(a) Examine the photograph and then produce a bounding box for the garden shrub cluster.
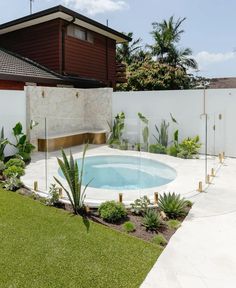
[98,201,127,223]
[108,112,201,159]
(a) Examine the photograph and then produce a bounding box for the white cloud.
[63,0,129,15]
[195,51,236,71]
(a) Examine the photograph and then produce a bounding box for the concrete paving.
[22,145,217,206]
[141,157,236,288]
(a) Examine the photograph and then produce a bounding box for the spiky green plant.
[54,144,91,215]
[142,209,162,231]
[0,127,8,161]
[158,193,187,219]
[154,120,169,147]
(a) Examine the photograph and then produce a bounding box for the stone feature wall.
[25,86,112,148]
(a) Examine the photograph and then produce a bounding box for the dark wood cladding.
[0,19,117,87]
[64,32,116,87]
[0,80,24,90]
[0,20,61,73]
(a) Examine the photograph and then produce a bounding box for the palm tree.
[116,32,142,65]
[167,46,198,70]
[150,16,186,61]
[149,16,197,70]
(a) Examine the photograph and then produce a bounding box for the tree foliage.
[117,61,192,91]
[116,16,198,91]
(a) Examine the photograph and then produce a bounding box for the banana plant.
[0,127,8,161]
[138,112,149,151]
[107,112,125,146]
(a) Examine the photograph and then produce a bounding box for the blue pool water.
[59,155,176,190]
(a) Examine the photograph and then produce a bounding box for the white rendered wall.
[0,90,26,156]
[113,90,205,150]
[112,89,236,157]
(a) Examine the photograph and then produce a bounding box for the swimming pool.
[59,155,176,190]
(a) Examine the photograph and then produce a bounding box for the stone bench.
[38,130,107,152]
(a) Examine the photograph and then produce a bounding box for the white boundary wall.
[113,89,236,157]
[0,90,26,156]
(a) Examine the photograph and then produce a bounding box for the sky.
[1,0,236,78]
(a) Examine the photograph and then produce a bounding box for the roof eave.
[0,5,131,43]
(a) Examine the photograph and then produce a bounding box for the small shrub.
[167,145,180,157]
[0,161,5,172]
[98,201,127,223]
[158,192,187,219]
[185,200,193,208]
[5,158,25,169]
[152,234,167,246]
[3,165,25,178]
[142,209,162,231]
[3,175,22,191]
[47,184,60,206]
[177,136,201,159]
[123,221,136,233]
[130,196,150,215]
[167,219,181,229]
[149,144,167,154]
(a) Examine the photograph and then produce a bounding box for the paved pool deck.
[22,145,220,206]
[141,157,236,288]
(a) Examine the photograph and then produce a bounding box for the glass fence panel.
[11,111,209,205]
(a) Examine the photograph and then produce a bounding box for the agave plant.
[0,127,8,161]
[54,144,91,215]
[142,209,162,231]
[158,192,187,219]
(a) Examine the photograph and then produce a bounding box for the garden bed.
[89,206,191,243]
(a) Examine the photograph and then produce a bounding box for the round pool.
[59,155,176,190]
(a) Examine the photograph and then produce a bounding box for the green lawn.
[0,189,161,288]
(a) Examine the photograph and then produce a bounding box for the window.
[67,24,93,43]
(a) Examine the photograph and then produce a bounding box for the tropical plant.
[167,144,180,157]
[177,136,201,159]
[123,221,136,233]
[5,158,25,169]
[116,32,142,65]
[108,112,125,147]
[149,16,186,62]
[149,16,197,70]
[152,234,167,246]
[149,143,167,154]
[166,46,198,70]
[98,201,127,223]
[3,166,25,178]
[142,209,162,231]
[10,122,35,162]
[130,196,150,215]
[3,175,22,191]
[153,120,169,147]
[47,184,60,206]
[138,112,149,151]
[54,144,90,215]
[0,161,5,173]
[0,127,8,161]
[158,193,187,219]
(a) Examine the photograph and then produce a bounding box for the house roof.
[0,48,104,88]
[209,78,236,89]
[0,5,131,44]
